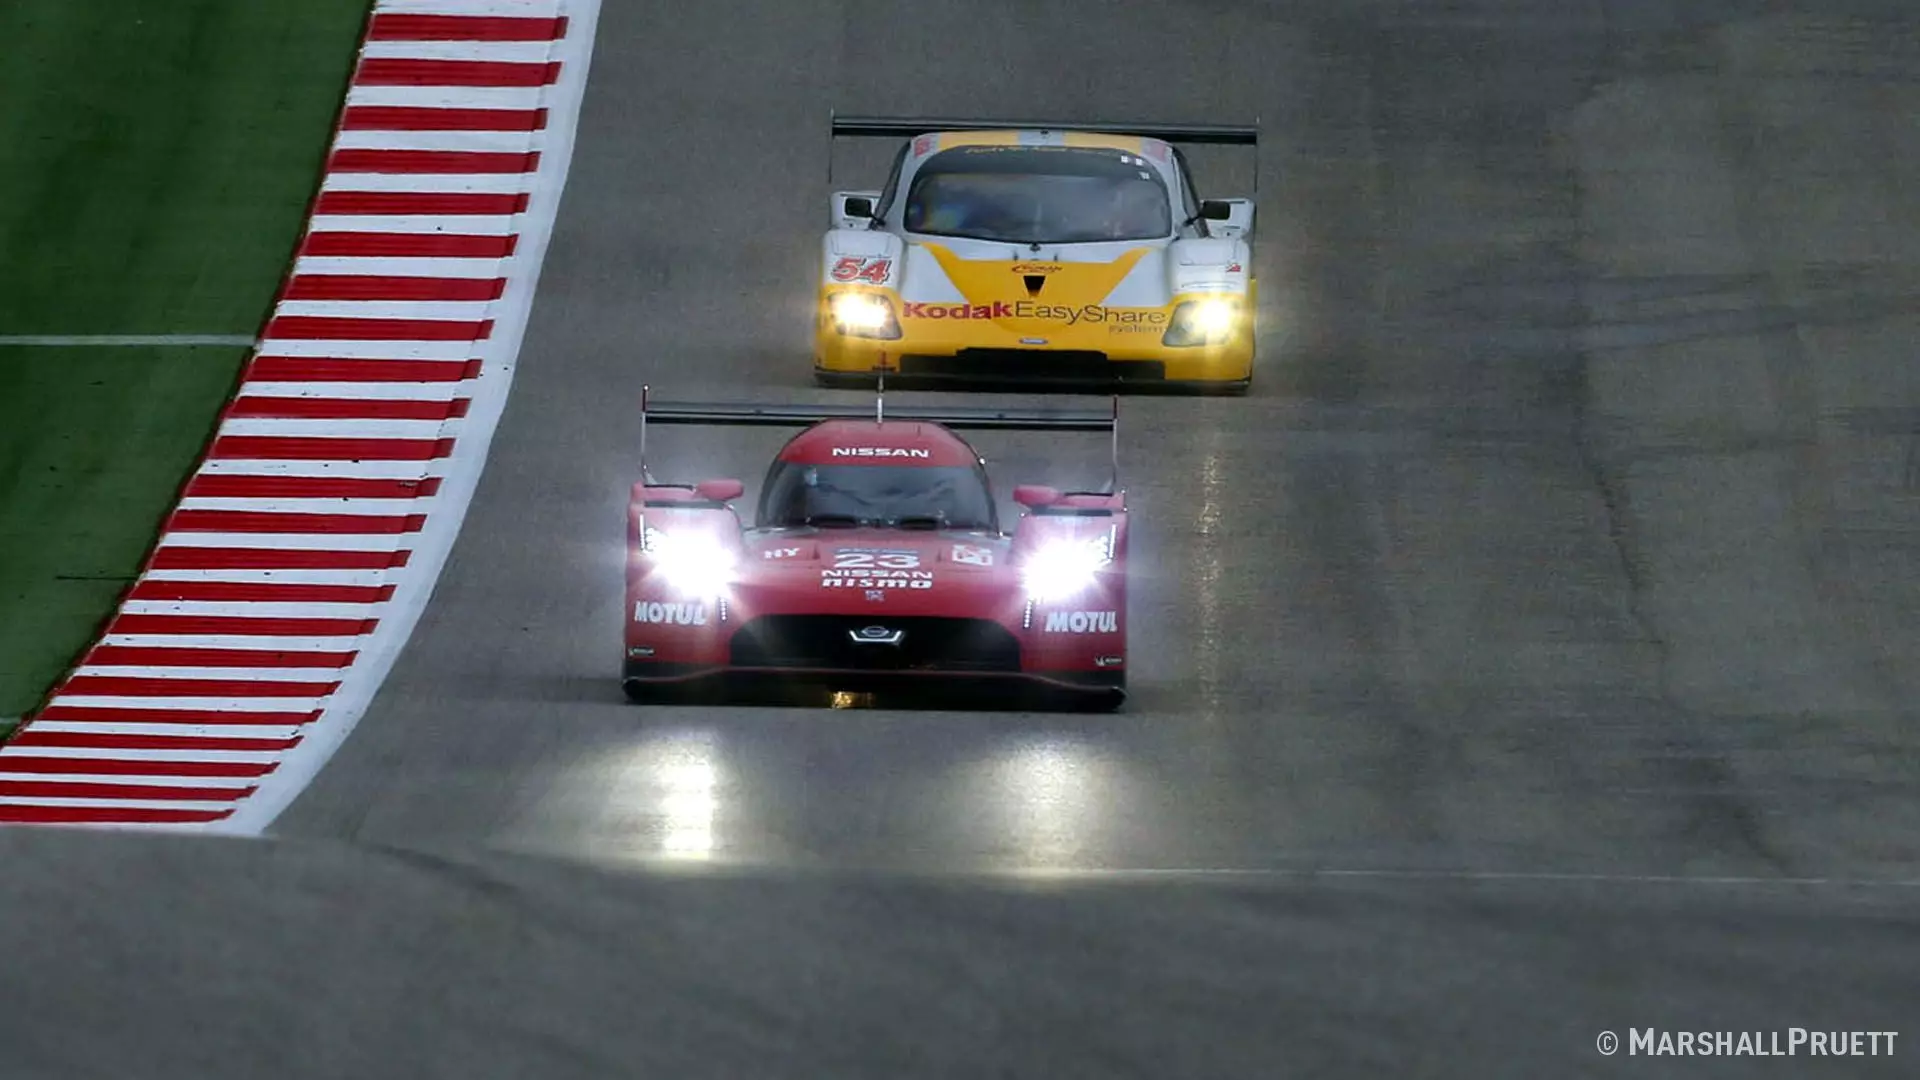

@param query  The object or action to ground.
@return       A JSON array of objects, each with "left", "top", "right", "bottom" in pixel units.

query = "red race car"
[{"left": 624, "top": 389, "right": 1129, "bottom": 710}]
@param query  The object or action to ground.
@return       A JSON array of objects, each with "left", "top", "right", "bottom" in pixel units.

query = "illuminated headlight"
[
  {"left": 1161, "top": 296, "right": 1240, "bottom": 346},
  {"left": 1021, "top": 536, "right": 1113, "bottom": 602},
  {"left": 644, "top": 527, "right": 737, "bottom": 596},
  {"left": 828, "top": 292, "right": 902, "bottom": 339}
]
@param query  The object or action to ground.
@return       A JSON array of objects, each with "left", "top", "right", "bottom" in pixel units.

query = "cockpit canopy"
[
  {"left": 902, "top": 146, "right": 1172, "bottom": 245},
  {"left": 757, "top": 460, "right": 999, "bottom": 532}
]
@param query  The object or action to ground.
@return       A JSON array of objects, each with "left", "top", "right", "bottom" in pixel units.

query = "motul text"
[
  {"left": 1044, "top": 610, "right": 1118, "bottom": 633},
  {"left": 634, "top": 601, "right": 709, "bottom": 625}
]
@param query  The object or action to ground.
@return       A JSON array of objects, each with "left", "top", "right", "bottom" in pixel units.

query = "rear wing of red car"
[
  {"left": 639, "top": 387, "right": 1121, "bottom": 492},
  {"left": 830, "top": 114, "right": 1259, "bottom": 146}
]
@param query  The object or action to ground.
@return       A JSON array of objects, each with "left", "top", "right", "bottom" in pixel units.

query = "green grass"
[
  {"left": 0, "top": 0, "right": 371, "bottom": 332},
  {"left": 0, "top": 347, "right": 250, "bottom": 713},
  {"left": 0, "top": 0, "right": 371, "bottom": 715}
]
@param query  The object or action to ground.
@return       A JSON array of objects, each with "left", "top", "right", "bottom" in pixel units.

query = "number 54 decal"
[
  {"left": 830, "top": 256, "right": 893, "bottom": 284},
  {"left": 835, "top": 550, "right": 919, "bottom": 569}
]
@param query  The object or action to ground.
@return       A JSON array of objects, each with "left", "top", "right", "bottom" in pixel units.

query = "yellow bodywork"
[{"left": 814, "top": 243, "right": 1255, "bottom": 384}]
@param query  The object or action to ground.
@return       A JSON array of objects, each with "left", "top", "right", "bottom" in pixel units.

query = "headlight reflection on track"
[
  {"left": 964, "top": 735, "right": 1120, "bottom": 873},
  {"left": 658, "top": 752, "right": 717, "bottom": 859},
  {"left": 609, "top": 728, "right": 724, "bottom": 862}
]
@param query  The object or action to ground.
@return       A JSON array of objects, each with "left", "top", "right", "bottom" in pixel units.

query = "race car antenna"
[
  {"left": 639, "top": 383, "right": 653, "bottom": 483},
  {"left": 875, "top": 351, "right": 890, "bottom": 423}
]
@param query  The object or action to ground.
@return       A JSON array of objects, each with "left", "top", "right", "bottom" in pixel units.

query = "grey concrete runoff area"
[{"left": 8, "top": 0, "right": 1920, "bottom": 1076}]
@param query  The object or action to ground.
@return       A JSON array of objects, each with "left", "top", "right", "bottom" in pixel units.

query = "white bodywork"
[{"left": 822, "top": 132, "right": 1254, "bottom": 307}]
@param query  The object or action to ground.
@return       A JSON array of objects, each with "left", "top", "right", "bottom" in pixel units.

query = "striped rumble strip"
[{"left": 0, "top": 0, "right": 600, "bottom": 830}]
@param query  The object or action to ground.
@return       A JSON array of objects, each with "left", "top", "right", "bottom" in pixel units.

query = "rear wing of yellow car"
[
  {"left": 827, "top": 113, "right": 1261, "bottom": 209},
  {"left": 829, "top": 114, "right": 1259, "bottom": 146}
]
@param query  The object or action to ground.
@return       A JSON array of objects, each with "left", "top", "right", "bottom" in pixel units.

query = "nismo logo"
[{"left": 901, "top": 301, "right": 1167, "bottom": 326}]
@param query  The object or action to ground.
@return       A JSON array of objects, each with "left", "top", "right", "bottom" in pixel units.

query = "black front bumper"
[
  {"left": 622, "top": 659, "right": 1125, "bottom": 710},
  {"left": 815, "top": 351, "right": 1248, "bottom": 396}
]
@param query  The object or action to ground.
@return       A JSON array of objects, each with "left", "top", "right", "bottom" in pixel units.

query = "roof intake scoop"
[{"left": 1023, "top": 274, "right": 1046, "bottom": 296}]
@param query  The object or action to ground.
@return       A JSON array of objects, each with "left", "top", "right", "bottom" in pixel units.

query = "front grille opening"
[
  {"left": 730, "top": 615, "right": 1022, "bottom": 673},
  {"left": 899, "top": 350, "right": 1164, "bottom": 382}
]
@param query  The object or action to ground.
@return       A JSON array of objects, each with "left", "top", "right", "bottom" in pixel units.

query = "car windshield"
[
  {"left": 902, "top": 146, "right": 1171, "bottom": 244},
  {"left": 757, "top": 463, "right": 997, "bottom": 531}
]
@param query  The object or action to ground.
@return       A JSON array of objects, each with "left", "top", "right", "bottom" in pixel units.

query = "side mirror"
[
  {"left": 694, "top": 478, "right": 744, "bottom": 503},
  {"left": 1198, "top": 197, "right": 1254, "bottom": 238},
  {"left": 1013, "top": 485, "right": 1061, "bottom": 509},
  {"left": 831, "top": 191, "right": 882, "bottom": 230}
]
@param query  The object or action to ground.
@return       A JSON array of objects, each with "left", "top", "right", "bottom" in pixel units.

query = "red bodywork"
[{"left": 623, "top": 418, "right": 1128, "bottom": 707}]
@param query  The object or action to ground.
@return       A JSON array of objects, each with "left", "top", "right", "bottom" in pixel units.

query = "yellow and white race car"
[{"left": 816, "top": 116, "right": 1257, "bottom": 394}]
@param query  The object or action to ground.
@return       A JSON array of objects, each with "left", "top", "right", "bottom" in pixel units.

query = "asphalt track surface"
[{"left": 7, "top": 0, "right": 1920, "bottom": 1076}]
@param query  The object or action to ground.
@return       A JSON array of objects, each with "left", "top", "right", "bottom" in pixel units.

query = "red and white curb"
[{"left": 0, "top": 0, "right": 603, "bottom": 832}]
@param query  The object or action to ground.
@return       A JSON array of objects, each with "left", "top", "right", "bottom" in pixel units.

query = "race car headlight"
[
  {"left": 828, "top": 292, "right": 902, "bottom": 339},
  {"left": 643, "top": 527, "right": 737, "bottom": 596},
  {"left": 1161, "top": 296, "right": 1240, "bottom": 346},
  {"left": 1021, "top": 536, "right": 1113, "bottom": 602}
]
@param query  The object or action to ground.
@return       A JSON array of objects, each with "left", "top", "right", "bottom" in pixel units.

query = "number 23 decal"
[
  {"left": 830, "top": 256, "right": 892, "bottom": 284},
  {"left": 834, "top": 550, "right": 918, "bottom": 569}
]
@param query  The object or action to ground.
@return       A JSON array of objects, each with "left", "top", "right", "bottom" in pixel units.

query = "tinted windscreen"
[
  {"left": 902, "top": 147, "right": 1171, "bottom": 244},
  {"left": 758, "top": 463, "right": 996, "bottom": 531}
]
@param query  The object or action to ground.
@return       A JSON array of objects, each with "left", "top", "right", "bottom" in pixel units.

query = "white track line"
[
  {"left": 8, "top": 747, "right": 289, "bottom": 764},
  {"left": 0, "top": 797, "right": 249, "bottom": 812},
  {"left": 558, "top": 854, "right": 1920, "bottom": 892},
  {"left": 320, "top": 170, "right": 535, "bottom": 193},
  {"left": 196, "top": 460, "right": 451, "bottom": 480},
  {"left": 253, "top": 339, "right": 479, "bottom": 361},
  {"left": 117, "top": 601, "right": 385, "bottom": 619},
  {"left": 214, "top": 417, "right": 461, "bottom": 439},
  {"left": 269, "top": 300, "right": 501, "bottom": 320},
  {"left": 175, "top": 497, "right": 435, "bottom": 515},
  {"left": 330, "top": 130, "right": 547, "bottom": 154},
  {"left": 141, "top": 569, "right": 397, "bottom": 585},
  {"left": 98, "top": 634, "right": 369, "bottom": 651},
  {"left": 155, "top": 532, "right": 410, "bottom": 551},
  {"left": 24, "top": 723, "right": 313, "bottom": 740},
  {"left": 0, "top": 335, "right": 257, "bottom": 347},
  {"left": 996, "top": 866, "right": 1920, "bottom": 890},
  {"left": 49, "top": 699, "right": 330, "bottom": 716},
  {"left": 0, "top": 772, "right": 260, "bottom": 789},
  {"left": 71, "top": 667, "right": 348, "bottom": 683},
  {"left": 237, "top": 382, "right": 468, "bottom": 401},
  {"left": 376, "top": 0, "right": 571, "bottom": 15},
  {"left": 307, "top": 214, "right": 520, "bottom": 234},
  {"left": 359, "top": 40, "right": 561, "bottom": 64},
  {"left": 290, "top": 255, "right": 510, "bottom": 277}
]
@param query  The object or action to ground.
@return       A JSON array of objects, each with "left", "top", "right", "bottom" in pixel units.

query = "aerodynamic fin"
[
  {"left": 830, "top": 113, "right": 1259, "bottom": 146},
  {"left": 640, "top": 389, "right": 1123, "bottom": 487}
]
